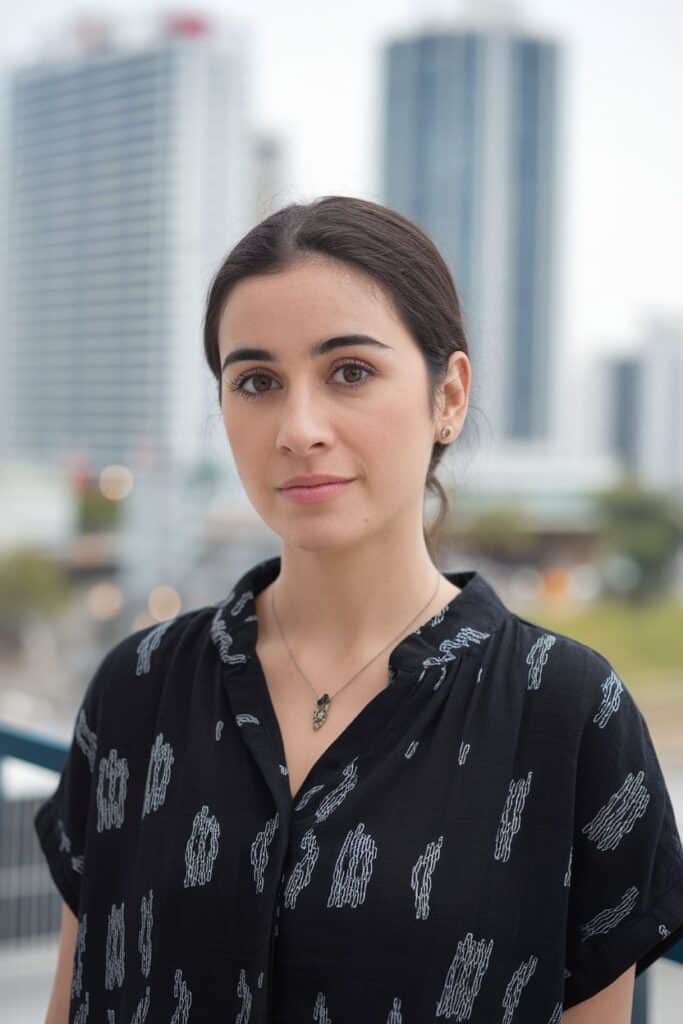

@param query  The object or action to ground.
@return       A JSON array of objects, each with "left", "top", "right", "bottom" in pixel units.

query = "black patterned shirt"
[{"left": 34, "top": 554, "right": 683, "bottom": 1022}]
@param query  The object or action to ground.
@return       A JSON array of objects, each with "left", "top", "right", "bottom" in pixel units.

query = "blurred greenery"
[
  {"left": 0, "top": 546, "right": 70, "bottom": 647},
  {"left": 594, "top": 480, "right": 683, "bottom": 601},
  {"left": 517, "top": 597, "right": 683, "bottom": 692},
  {"left": 78, "top": 485, "right": 122, "bottom": 532},
  {"left": 442, "top": 482, "right": 683, "bottom": 606},
  {"left": 452, "top": 503, "right": 537, "bottom": 561}
]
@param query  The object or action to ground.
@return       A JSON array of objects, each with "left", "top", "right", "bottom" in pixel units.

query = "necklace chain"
[{"left": 270, "top": 569, "right": 442, "bottom": 731}]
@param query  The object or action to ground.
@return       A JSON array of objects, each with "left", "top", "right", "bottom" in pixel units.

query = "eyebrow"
[{"left": 221, "top": 334, "right": 393, "bottom": 373}]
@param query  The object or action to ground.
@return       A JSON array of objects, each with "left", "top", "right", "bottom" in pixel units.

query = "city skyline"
[{"left": 2, "top": 0, "right": 681, "bottom": 374}]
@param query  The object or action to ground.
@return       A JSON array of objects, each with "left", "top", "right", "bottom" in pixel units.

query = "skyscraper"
[
  {"left": 636, "top": 317, "right": 683, "bottom": 497},
  {"left": 1, "top": 13, "right": 250, "bottom": 472},
  {"left": 381, "top": 16, "right": 562, "bottom": 445}
]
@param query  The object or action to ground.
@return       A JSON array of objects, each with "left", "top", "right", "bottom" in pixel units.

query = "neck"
[{"left": 257, "top": 537, "right": 458, "bottom": 666}]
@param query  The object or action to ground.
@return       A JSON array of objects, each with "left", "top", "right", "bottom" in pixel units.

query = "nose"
[{"left": 274, "top": 388, "right": 335, "bottom": 452}]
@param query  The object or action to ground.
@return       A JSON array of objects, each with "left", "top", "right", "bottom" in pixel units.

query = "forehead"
[{"left": 217, "top": 258, "right": 407, "bottom": 354}]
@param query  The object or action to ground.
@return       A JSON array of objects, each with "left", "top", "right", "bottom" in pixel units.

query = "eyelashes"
[{"left": 227, "top": 359, "right": 377, "bottom": 401}]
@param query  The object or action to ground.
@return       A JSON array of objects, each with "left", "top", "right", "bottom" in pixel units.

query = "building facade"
[
  {"left": 381, "top": 18, "right": 563, "bottom": 446},
  {"left": 2, "top": 14, "right": 251, "bottom": 473}
]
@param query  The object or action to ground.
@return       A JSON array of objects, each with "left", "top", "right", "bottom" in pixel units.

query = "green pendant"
[{"left": 313, "top": 693, "right": 331, "bottom": 730}]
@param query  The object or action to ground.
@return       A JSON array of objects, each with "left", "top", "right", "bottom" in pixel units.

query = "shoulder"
[
  {"left": 507, "top": 611, "right": 628, "bottom": 723},
  {"left": 83, "top": 603, "right": 219, "bottom": 714}
]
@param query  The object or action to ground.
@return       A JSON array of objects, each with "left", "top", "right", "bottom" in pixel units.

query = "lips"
[
  {"left": 286, "top": 482, "right": 337, "bottom": 489},
  {"left": 279, "top": 476, "right": 354, "bottom": 490},
  {"left": 278, "top": 479, "right": 355, "bottom": 503}
]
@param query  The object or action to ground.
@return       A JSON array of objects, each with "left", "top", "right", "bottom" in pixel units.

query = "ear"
[{"left": 437, "top": 351, "right": 470, "bottom": 437}]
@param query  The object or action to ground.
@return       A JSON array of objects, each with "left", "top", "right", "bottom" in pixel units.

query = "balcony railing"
[{"left": 1, "top": 719, "right": 682, "bottom": 1022}]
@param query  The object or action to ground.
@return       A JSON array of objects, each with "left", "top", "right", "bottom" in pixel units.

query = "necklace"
[{"left": 270, "top": 569, "right": 442, "bottom": 731}]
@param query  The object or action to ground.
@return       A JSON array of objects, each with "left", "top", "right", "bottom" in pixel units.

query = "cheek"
[
  {"left": 221, "top": 409, "right": 266, "bottom": 476},
  {"left": 354, "top": 415, "right": 393, "bottom": 459},
  {"left": 361, "top": 396, "right": 426, "bottom": 458},
  {"left": 351, "top": 420, "right": 427, "bottom": 499}
]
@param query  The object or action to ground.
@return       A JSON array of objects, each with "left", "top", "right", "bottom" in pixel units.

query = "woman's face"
[{"left": 217, "top": 256, "right": 469, "bottom": 552}]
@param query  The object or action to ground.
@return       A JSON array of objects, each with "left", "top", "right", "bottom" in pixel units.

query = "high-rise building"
[
  {"left": 1, "top": 12, "right": 251, "bottom": 473},
  {"left": 636, "top": 317, "right": 683, "bottom": 497},
  {"left": 597, "top": 318, "right": 683, "bottom": 498},
  {"left": 598, "top": 352, "right": 642, "bottom": 476},
  {"left": 249, "top": 132, "right": 289, "bottom": 224},
  {"left": 381, "top": 15, "right": 563, "bottom": 446}
]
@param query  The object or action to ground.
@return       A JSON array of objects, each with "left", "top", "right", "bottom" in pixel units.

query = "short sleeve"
[
  {"left": 563, "top": 649, "right": 683, "bottom": 1009},
  {"left": 33, "top": 646, "right": 112, "bottom": 918}
]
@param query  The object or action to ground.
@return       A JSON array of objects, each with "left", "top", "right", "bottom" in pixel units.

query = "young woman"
[{"left": 37, "top": 196, "right": 683, "bottom": 1023}]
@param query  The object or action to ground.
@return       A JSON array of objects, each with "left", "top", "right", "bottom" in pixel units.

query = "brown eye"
[
  {"left": 234, "top": 372, "right": 273, "bottom": 398},
  {"left": 331, "top": 362, "right": 372, "bottom": 386},
  {"left": 229, "top": 360, "right": 376, "bottom": 401}
]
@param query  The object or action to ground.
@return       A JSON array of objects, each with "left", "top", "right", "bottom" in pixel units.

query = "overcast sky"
[{"left": 3, "top": 0, "right": 682, "bottom": 367}]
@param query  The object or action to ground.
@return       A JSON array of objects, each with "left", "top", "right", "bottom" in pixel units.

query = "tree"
[
  {"left": 448, "top": 501, "right": 537, "bottom": 562},
  {"left": 594, "top": 481, "right": 683, "bottom": 602},
  {"left": 0, "top": 545, "right": 70, "bottom": 651}
]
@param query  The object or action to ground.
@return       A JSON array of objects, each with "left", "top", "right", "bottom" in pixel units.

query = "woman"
[{"left": 37, "top": 196, "right": 683, "bottom": 1023}]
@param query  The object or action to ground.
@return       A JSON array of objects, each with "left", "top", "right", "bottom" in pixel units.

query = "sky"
[{"left": 2, "top": 0, "right": 682, "bottom": 369}]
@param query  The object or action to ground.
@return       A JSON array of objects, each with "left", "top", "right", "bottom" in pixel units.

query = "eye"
[{"left": 227, "top": 359, "right": 376, "bottom": 401}]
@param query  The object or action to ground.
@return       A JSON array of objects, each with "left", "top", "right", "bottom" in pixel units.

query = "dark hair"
[{"left": 203, "top": 195, "right": 477, "bottom": 560}]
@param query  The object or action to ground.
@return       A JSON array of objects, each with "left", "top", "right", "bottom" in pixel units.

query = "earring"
[{"left": 440, "top": 425, "right": 452, "bottom": 441}]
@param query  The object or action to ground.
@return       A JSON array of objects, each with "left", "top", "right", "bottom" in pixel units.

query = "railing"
[{"left": 1, "top": 720, "right": 682, "bottom": 1022}]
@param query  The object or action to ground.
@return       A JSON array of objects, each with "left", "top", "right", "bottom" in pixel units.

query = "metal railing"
[{"left": 1, "top": 719, "right": 682, "bottom": 1021}]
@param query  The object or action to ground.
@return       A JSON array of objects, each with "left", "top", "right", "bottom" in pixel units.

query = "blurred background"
[{"left": 0, "top": 0, "right": 681, "bottom": 1019}]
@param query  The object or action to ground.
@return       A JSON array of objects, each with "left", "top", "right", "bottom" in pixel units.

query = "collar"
[{"left": 210, "top": 555, "right": 509, "bottom": 678}]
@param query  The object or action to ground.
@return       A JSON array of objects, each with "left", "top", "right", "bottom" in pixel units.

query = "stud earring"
[{"left": 440, "top": 425, "right": 452, "bottom": 441}]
